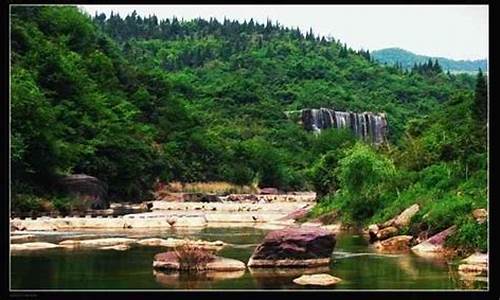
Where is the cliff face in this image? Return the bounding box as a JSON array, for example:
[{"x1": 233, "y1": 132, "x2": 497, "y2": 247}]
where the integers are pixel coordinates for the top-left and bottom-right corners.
[{"x1": 301, "y1": 108, "x2": 388, "y2": 144}]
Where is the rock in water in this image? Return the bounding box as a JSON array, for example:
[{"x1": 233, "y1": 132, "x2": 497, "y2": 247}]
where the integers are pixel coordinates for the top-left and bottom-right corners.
[
  {"x1": 293, "y1": 273, "x2": 342, "y2": 286},
  {"x1": 153, "y1": 251, "x2": 245, "y2": 271},
  {"x1": 247, "y1": 227, "x2": 336, "y2": 267},
  {"x1": 411, "y1": 225, "x2": 456, "y2": 255},
  {"x1": 461, "y1": 252, "x2": 488, "y2": 265},
  {"x1": 374, "y1": 235, "x2": 413, "y2": 252},
  {"x1": 58, "y1": 174, "x2": 108, "y2": 209}
]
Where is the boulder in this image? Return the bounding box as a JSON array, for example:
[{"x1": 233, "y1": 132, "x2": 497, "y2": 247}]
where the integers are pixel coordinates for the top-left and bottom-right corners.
[
  {"x1": 58, "y1": 174, "x2": 108, "y2": 209},
  {"x1": 411, "y1": 225, "x2": 456, "y2": 255},
  {"x1": 153, "y1": 251, "x2": 245, "y2": 271},
  {"x1": 376, "y1": 226, "x2": 399, "y2": 240},
  {"x1": 293, "y1": 273, "x2": 342, "y2": 286},
  {"x1": 393, "y1": 204, "x2": 419, "y2": 228},
  {"x1": 472, "y1": 209, "x2": 487, "y2": 224},
  {"x1": 374, "y1": 235, "x2": 413, "y2": 252},
  {"x1": 368, "y1": 224, "x2": 379, "y2": 235},
  {"x1": 461, "y1": 252, "x2": 488, "y2": 265},
  {"x1": 259, "y1": 187, "x2": 279, "y2": 195},
  {"x1": 11, "y1": 242, "x2": 60, "y2": 251},
  {"x1": 247, "y1": 227, "x2": 336, "y2": 267}
]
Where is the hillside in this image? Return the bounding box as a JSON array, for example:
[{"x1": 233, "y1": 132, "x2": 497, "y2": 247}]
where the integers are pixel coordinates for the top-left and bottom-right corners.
[
  {"x1": 372, "y1": 47, "x2": 487, "y2": 73},
  {"x1": 10, "y1": 6, "x2": 487, "y2": 253}
]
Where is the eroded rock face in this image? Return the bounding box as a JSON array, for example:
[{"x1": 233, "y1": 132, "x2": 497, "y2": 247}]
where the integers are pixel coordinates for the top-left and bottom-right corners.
[
  {"x1": 247, "y1": 227, "x2": 336, "y2": 267},
  {"x1": 153, "y1": 251, "x2": 245, "y2": 271},
  {"x1": 58, "y1": 174, "x2": 108, "y2": 209},
  {"x1": 293, "y1": 273, "x2": 342, "y2": 286}
]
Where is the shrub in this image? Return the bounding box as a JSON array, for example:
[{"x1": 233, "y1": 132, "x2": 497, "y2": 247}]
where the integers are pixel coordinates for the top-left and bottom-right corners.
[
  {"x1": 174, "y1": 245, "x2": 216, "y2": 271},
  {"x1": 446, "y1": 218, "x2": 487, "y2": 254}
]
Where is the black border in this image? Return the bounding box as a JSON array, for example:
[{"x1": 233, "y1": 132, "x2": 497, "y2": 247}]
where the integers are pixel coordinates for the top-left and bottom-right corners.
[{"x1": 2, "y1": 0, "x2": 496, "y2": 299}]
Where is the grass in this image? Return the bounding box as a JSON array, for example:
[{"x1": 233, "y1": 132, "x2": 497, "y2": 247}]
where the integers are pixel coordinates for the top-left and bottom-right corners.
[{"x1": 164, "y1": 181, "x2": 258, "y2": 194}]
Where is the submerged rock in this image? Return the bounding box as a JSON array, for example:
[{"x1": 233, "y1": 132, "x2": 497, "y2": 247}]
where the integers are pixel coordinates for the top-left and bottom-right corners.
[
  {"x1": 247, "y1": 227, "x2": 336, "y2": 267},
  {"x1": 293, "y1": 273, "x2": 342, "y2": 286}
]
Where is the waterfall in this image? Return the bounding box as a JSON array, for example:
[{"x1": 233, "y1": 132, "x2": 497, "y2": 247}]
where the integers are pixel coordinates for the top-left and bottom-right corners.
[{"x1": 300, "y1": 108, "x2": 388, "y2": 144}]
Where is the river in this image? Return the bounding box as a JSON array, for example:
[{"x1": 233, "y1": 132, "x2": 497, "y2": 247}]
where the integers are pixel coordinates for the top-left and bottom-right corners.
[{"x1": 10, "y1": 227, "x2": 486, "y2": 290}]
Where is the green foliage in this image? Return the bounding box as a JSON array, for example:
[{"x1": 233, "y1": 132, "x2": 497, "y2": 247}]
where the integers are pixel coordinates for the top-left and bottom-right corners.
[
  {"x1": 446, "y1": 218, "x2": 487, "y2": 253},
  {"x1": 11, "y1": 6, "x2": 488, "y2": 254}
]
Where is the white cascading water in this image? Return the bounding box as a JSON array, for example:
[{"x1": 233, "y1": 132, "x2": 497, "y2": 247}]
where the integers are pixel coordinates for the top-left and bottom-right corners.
[{"x1": 301, "y1": 108, "x2": 387, "y2": 144}]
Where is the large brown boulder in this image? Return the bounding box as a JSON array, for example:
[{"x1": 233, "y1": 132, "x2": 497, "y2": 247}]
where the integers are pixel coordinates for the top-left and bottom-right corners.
[
  {"x1": 247, "y1": 227, "x2": 336, "y2": 267},
  {"x1": 58, "y1": 174, "x2": 108, "y2": 209}
]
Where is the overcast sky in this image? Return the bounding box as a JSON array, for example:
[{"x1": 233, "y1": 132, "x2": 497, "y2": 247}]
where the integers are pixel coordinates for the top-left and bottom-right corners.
[{"x1": 80, "y1": 5, "x2": 488, "y2": 61}]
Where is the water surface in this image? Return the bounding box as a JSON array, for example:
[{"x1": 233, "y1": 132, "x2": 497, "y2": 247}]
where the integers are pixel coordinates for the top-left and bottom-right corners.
[{"x1": 10, "y1": 227, "x2": 486, "y2": 290}]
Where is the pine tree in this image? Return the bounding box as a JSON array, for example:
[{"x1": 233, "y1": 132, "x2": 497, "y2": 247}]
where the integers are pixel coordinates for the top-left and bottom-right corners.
[{"x1": 473, "y1": 69, "x2": 487, "y2": 123}]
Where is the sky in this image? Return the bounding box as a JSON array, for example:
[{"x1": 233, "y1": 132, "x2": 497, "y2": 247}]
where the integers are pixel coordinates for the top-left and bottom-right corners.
[{"x1": 80, "y1": 5, "x2": 488, "y2": 61}]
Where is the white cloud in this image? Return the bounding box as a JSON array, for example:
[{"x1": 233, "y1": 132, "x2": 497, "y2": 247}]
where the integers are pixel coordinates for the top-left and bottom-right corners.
[{"x1": 79, "y1": 4, "x2": 488, "y2": 60}]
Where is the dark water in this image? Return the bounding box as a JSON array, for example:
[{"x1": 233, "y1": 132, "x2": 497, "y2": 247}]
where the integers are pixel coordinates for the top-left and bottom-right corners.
[{"x1": 10, "y1": 227, "x2": 487, "y2": 290}]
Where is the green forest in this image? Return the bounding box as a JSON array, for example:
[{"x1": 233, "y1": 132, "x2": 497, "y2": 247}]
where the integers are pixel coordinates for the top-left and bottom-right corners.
[{"x1": 11, "y1": 6, "x2": 487, "y2": 252}]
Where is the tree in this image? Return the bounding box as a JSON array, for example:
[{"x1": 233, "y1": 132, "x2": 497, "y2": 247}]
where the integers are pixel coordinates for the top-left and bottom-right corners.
[{"x1": 473, "y1": 68, "x2": 487, "y2": 123}]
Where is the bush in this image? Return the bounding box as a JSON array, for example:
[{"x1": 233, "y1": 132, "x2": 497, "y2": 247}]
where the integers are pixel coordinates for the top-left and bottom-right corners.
[
  {"x1": 174, "y1": 245, "x2": 216, "y2": 271},
  {"x1": 446, "y1": 218, "x2": 487, "y2": 253},
  {"x1": 11, "y1": 193, "x2": 43, "y2": 213},
  {"x1": 335, "y1": 142, "x2": 396, "y2": 223}
]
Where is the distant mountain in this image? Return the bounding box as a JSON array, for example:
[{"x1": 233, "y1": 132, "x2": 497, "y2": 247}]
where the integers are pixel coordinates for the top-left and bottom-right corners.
[{"x1": 371, "y1": 48, "x2": 487, "y2": 73}]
